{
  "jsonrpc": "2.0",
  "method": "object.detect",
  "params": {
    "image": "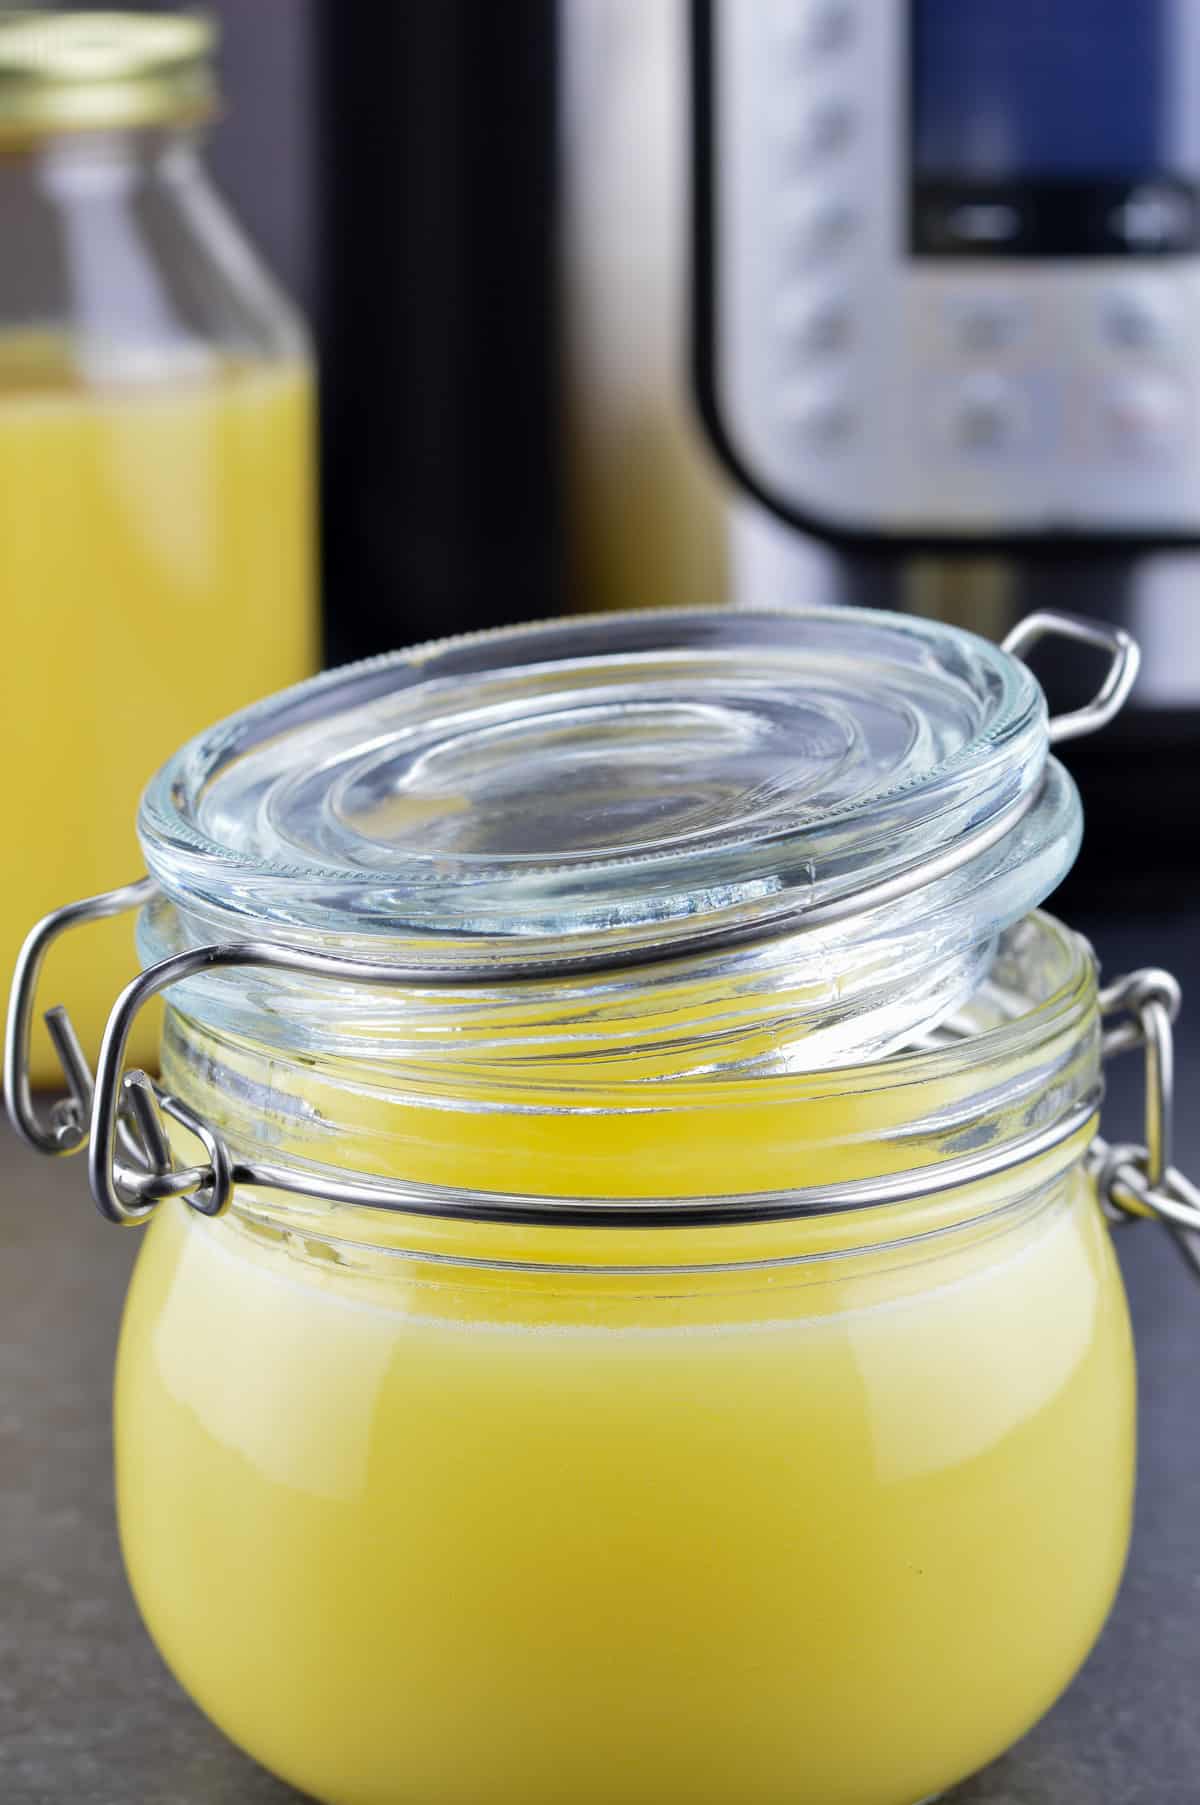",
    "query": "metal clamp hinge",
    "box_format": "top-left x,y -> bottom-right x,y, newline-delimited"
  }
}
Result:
2,878 -> 234,1224
1090,966 -> 1200,1280
1001,610 -> 1140,744
5,878 -> 1198,1247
